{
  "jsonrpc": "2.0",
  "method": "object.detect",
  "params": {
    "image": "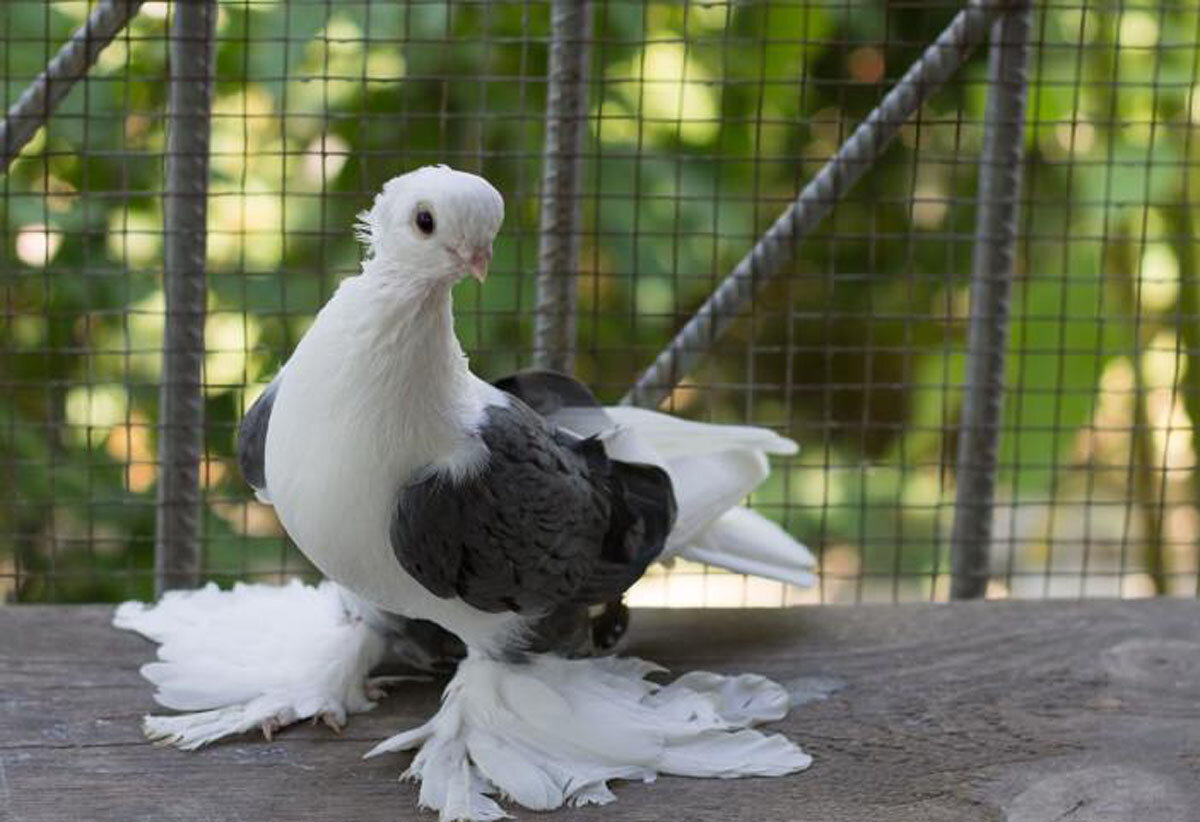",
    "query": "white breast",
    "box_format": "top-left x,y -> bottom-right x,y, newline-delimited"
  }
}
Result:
263,274 -> 520,650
